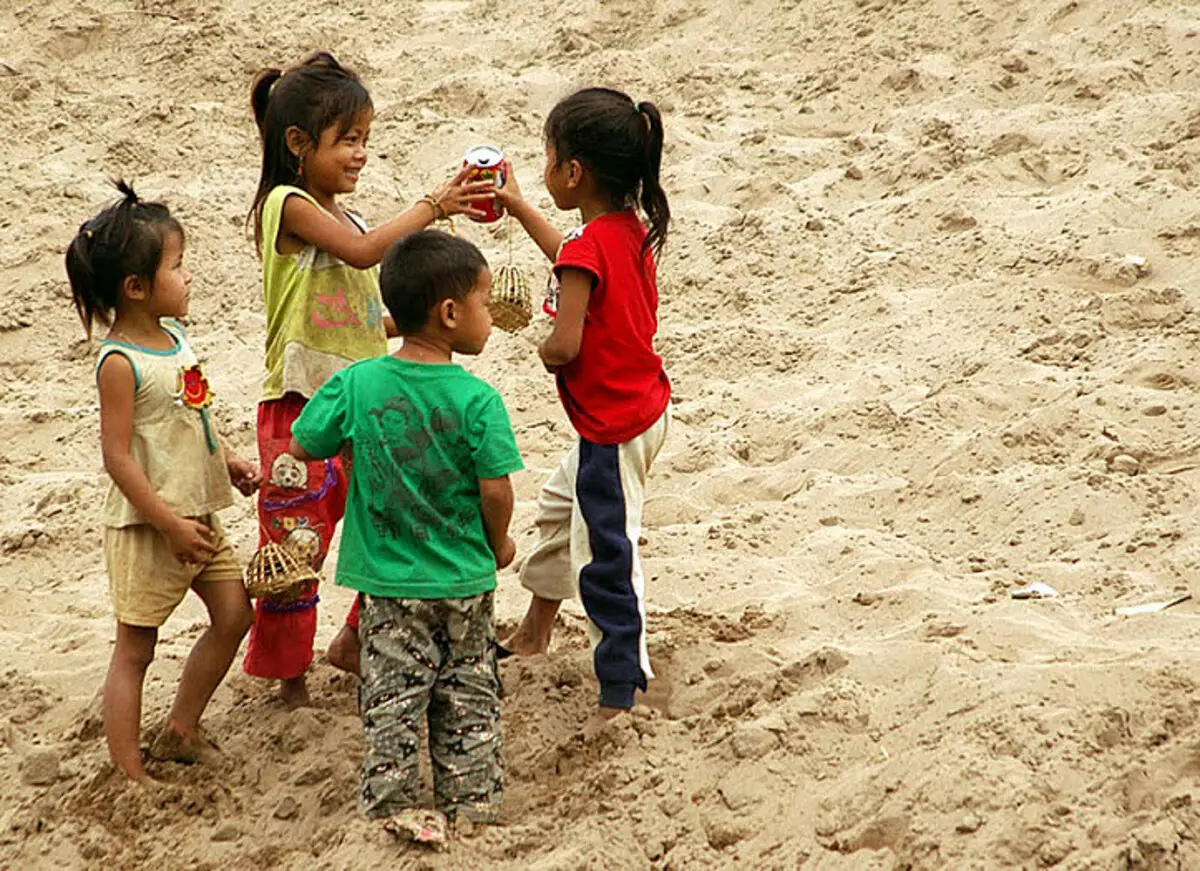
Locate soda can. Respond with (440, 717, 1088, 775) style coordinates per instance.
(462, 145, 505, 223)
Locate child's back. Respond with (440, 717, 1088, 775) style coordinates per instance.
(294, 355, 518, 598)
(288, 230, 521, 825)
(552, 211, 669, 444)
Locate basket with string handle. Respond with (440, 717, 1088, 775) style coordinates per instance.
(243, 541, 319, 602)
(489, 215, 532, 332)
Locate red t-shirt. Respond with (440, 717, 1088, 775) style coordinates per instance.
(551, 210, 671, 445)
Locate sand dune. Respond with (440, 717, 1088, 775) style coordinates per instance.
(4, 0, 1200, 867)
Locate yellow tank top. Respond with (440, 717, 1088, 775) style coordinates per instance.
(260, 185, 388, 401)
(97, 318, 234, 528)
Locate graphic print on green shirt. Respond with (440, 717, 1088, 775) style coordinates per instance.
(363, 397, 479, 546)
(291, 356, 524, 599)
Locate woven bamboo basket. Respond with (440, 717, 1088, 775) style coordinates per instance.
(491, 263, 532, 332)
(489, 215, 532, 332)
(243, 541, 319, 602)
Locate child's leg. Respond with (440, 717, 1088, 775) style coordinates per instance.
(158, 544, 253, 757)
(104, 622, 158, 780)
(327, 598, 360, 677)
(244, 394, 348, 705)
(505, 447, 579, 655)
(573, 411, 670, 720)
(359, 594, 438, 818)
(428, 593, 503, 822)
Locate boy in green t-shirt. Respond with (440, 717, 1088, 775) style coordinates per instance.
(288, 230, 523, 825)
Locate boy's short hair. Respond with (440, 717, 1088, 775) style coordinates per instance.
(380, 230, 488, 334)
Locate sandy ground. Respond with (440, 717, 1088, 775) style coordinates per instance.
(5, 0, 1200, 867)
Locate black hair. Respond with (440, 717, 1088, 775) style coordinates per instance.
(544, 86, 671, 258)
(247, 51, 373, 254)
(65, 180, 184, 337)
(380, 231, 488, 334)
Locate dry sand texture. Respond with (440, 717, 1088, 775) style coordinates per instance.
(5, 0, 1200, 867)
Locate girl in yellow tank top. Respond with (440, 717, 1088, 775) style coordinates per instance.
(243, 51, 497, 707)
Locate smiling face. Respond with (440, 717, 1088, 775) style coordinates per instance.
(303, 110, 372, 196)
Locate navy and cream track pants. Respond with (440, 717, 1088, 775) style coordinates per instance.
(519, 409, 670, 708)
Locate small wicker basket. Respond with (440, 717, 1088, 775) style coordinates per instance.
(491, 263, 532, 332)
(489, 215, 532, 333)
(243, 541, 319, 602)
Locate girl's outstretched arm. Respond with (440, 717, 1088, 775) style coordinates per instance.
(494, 161, 563, 262)
(98, 355, 218, 564)
(282, 169, 494, 269)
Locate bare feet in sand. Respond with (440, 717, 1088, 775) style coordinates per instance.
(149, 726, 222, 766)
(280, 675, 311, 709)
(131, 773, 163, 791)
(581, 706, 627, 738)
(501, 596, 562, 656)
(326, 625, 361, 677)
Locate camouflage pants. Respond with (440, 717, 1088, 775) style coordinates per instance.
(359, 592, 503, 822)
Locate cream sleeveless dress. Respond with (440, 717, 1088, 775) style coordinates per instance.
(97, 318, 241, 627)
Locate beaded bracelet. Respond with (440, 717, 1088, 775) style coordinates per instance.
(419, 194, 447, 221)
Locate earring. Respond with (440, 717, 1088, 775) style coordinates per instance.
(296, 156, 305, 180)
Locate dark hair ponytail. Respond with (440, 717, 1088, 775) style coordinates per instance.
(251, 67, 284, 134)
(247, 51, 373, 255)
(635, 101, 670, 259)
(544, 87, 672, 258)
(65, 180, 183, 337)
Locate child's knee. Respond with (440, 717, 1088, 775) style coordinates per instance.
(220, 602, 254, 639)
(205, 586, 254, 638)
(114, 632, 156, 672)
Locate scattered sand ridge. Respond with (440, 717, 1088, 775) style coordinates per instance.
(5, 0, 1200, 867)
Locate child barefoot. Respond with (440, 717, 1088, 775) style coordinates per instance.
(288, 231, 521, 822)
(495, 88, 672, 734)
(244, 51, 493, 706)
(66, 182, 258, 781)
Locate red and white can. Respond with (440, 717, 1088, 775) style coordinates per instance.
(462, 145, 505, 223)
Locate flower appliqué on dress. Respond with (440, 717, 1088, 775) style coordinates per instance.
(172, 364, 218, 453)
(174, 364, 213, 409)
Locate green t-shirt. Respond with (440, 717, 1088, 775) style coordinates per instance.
(291, 356, 524, 598)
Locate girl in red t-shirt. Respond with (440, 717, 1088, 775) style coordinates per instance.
(495, 87, 672, 734)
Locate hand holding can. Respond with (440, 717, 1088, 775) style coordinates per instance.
(462, 145, 505, 223)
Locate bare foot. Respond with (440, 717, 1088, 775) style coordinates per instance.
(501, 596, 561, 656)
(280, 676, 311, 709)
(131, 773, 163, 790)
(327, 625, 361, 677)
(580, 706, 627, 738)
(149, 726, 222, 766)
(117, 759, 150, 782)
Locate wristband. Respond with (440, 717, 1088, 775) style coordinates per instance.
(419, 194, 448, 222)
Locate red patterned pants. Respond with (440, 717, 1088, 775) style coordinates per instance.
(243, 393, 359, 681)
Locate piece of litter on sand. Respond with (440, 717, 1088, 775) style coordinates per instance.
(1010, 582, 1059, 600)
(1114, 594, 1191, 617)
(383, 809, 448, 850)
